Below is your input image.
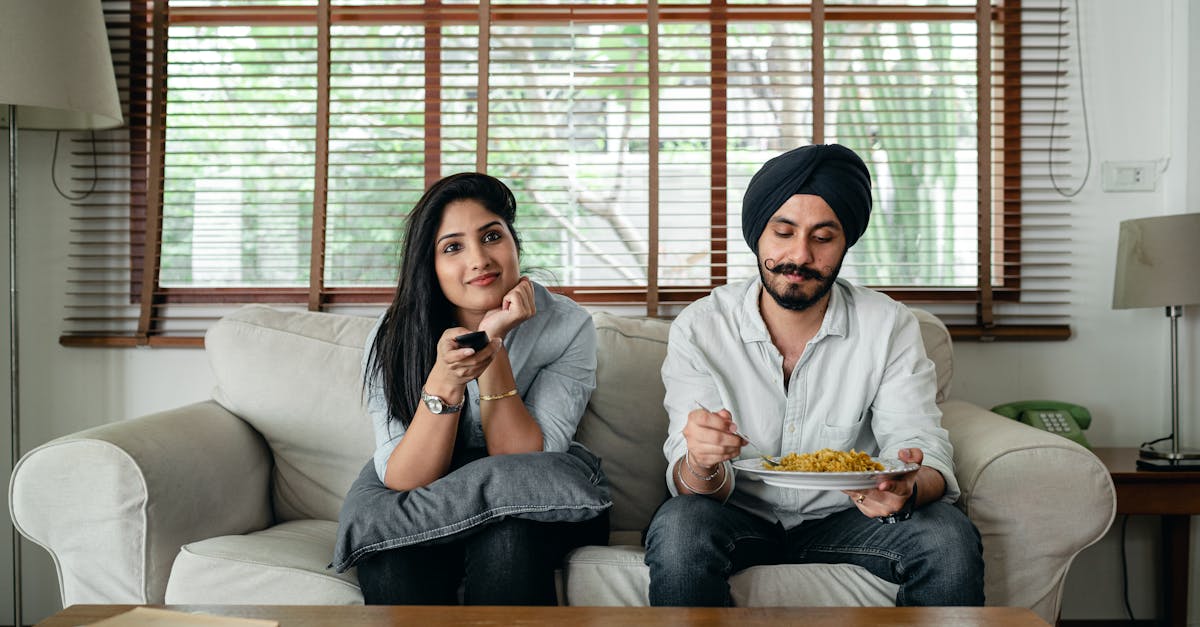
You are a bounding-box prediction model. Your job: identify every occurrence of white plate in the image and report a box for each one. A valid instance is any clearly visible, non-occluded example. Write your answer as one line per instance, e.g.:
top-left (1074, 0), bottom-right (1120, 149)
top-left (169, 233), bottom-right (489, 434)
top-left (731, 457), bottom-right (919, 490)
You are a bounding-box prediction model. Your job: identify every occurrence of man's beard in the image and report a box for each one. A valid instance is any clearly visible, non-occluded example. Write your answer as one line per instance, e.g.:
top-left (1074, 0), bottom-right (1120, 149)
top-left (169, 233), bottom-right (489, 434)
top-left (758, 256), bottom-right (843, 312)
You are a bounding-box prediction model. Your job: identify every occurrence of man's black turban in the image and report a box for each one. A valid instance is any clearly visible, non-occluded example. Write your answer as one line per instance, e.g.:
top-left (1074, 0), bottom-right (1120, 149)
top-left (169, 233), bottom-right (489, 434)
top-left (741, 144), bottom-right (873, 253)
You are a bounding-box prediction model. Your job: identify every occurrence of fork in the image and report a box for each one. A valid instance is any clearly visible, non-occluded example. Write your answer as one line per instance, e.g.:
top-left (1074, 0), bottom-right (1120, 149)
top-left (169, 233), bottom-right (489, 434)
top-left (694, 401), bottom-right (780, 467)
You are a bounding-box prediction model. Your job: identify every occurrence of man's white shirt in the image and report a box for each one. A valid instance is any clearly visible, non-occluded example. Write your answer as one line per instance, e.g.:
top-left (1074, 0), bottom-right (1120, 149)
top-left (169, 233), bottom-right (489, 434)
top-left (661, 276), bottom-right (959, 527)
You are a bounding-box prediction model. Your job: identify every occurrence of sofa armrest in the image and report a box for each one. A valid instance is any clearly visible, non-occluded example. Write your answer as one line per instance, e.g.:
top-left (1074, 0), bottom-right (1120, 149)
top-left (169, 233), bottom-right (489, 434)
top-left (9, 400), bottom-right (272, 605)
top-left (941, 399), bottom-right (1116, 623)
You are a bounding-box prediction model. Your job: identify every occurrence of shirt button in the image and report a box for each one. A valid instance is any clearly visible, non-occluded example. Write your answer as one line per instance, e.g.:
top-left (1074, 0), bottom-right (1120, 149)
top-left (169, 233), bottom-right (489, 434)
top-left (788, 425), bottom-right (796, 433)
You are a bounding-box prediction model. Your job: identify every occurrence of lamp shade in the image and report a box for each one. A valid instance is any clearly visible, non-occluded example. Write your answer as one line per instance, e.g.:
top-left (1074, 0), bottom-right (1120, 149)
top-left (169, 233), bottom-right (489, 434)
top-left (1112, 213), bottom-right (1200, 309)
top-left (0, 0), bottom-right (123, 130)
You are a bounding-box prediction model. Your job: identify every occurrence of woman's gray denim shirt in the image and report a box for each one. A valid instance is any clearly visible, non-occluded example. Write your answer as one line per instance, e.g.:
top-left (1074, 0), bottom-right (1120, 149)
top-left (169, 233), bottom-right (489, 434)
top-left (363, 280), bottom-right (598, 483)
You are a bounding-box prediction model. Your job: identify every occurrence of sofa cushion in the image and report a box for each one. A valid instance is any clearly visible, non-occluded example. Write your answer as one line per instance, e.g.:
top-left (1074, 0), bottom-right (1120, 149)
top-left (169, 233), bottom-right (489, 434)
top-left (165, 520), bottom-right (362, 604)
top-left (563, 545), bottom-right (898, 606)
top-left (576, 312), bottom-right (673, 533)
top-left (205, 306), bottom-right (377, 523)
top-left (910, 308), bottom-right (952, 404)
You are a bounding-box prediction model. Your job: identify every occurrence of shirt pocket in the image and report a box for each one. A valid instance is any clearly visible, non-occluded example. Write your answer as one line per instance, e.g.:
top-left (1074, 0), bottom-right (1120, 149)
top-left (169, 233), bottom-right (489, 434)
top-left (818, 412), bottom-right (866, 450)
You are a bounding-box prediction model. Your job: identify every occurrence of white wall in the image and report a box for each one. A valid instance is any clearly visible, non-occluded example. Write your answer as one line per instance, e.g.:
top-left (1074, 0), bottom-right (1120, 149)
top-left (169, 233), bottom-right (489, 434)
top-left (955, 0), bottom-right (1197, 621)
top-left (0, 0), bottom-right (1196, 623)
top-left (1193, 0), bottom-right (1200, 206)
top-left (0, 134), bottom-right (216, 621)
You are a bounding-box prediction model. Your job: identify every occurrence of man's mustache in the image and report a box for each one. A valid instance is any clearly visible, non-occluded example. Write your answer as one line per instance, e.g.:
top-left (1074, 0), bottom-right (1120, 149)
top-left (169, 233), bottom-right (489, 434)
top-left (763, 259), bottom-right (825, 281)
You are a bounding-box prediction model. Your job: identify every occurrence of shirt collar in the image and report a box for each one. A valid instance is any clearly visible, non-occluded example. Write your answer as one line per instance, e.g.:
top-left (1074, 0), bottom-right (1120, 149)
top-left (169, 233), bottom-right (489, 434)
top-left (738, 277), bottom-right (850, 345)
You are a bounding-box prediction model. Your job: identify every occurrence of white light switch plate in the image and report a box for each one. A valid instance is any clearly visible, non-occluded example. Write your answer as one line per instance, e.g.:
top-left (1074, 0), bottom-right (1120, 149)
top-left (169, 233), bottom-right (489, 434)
top-left (1101, 161), bottom-right (1158, 192)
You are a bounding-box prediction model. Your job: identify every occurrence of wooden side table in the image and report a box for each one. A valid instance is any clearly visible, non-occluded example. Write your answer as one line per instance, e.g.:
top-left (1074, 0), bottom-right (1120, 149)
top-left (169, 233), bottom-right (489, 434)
top-left (1093, 447), bottom-right (1200, 627)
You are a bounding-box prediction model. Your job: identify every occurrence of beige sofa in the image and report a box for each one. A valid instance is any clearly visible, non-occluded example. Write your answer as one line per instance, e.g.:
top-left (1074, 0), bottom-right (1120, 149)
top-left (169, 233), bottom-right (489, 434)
top-left (9, 305), bottom-right (1115, 621)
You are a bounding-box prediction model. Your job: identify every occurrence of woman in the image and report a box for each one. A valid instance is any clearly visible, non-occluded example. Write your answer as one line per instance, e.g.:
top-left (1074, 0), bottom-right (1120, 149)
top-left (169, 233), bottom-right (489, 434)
top-left (355, 172), bottom-right (607, 605)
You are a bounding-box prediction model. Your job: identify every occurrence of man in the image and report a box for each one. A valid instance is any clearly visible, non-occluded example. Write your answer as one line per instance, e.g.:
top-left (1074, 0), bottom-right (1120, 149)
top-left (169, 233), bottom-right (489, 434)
top-left (643, 144), bottom-right (984, 607)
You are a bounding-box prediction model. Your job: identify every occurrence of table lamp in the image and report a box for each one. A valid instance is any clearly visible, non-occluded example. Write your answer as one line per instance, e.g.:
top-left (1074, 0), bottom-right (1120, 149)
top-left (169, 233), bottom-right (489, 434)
top-left (0, 2), bottom-right (123, 625)
top-left (1112, 213), bottom-right (1200, 469)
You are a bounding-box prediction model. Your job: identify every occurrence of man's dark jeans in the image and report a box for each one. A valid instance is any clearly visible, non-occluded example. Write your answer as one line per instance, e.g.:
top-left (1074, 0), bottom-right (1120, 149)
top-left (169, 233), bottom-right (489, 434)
top-left (643, 495), bottom-right (984, 607)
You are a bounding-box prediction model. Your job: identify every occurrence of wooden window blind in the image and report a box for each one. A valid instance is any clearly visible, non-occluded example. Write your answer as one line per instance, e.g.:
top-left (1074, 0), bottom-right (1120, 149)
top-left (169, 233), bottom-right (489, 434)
top-left (63, 0), bottom-right (1079, 347)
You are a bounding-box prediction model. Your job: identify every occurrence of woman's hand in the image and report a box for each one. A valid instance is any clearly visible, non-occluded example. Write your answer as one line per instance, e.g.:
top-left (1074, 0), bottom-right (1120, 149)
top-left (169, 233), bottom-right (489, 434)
top-left (843, 447), bottom-right (923, 518)
top-left (478, 276), bottom-right (536, 341)
top-left (426, 326), bottom-right (501, 399)
top-left (682, 405), bottom-right (745, 471)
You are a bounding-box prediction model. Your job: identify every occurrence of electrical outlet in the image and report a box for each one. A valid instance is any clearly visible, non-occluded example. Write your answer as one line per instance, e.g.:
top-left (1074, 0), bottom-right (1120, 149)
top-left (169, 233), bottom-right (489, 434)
top-left (1101, 161), bottom-right (1158, 192)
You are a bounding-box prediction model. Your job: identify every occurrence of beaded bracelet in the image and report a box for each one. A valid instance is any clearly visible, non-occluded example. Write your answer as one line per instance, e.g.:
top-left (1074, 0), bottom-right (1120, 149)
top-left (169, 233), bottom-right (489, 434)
top-left (677, 456), bottom-right (728, 495)
top-left (684, 449), bottom-right (721, 481)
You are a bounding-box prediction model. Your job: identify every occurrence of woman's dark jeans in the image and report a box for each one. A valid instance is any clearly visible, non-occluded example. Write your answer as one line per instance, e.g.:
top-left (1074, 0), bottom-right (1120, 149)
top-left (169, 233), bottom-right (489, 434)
top-left (358, 511), bottom-right (609, 605)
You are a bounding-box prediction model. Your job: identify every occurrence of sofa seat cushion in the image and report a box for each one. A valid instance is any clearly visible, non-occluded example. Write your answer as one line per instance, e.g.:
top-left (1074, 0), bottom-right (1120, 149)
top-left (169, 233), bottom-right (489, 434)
top-left (564, 545), bottom-right (898, 606)
top-left (165, 520), bottom-right (362, 604)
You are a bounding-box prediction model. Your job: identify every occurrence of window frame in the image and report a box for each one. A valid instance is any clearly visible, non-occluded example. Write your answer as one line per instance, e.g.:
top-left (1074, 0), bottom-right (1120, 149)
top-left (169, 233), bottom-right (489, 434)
top-left (63, 0), bottom-right (1071, 348)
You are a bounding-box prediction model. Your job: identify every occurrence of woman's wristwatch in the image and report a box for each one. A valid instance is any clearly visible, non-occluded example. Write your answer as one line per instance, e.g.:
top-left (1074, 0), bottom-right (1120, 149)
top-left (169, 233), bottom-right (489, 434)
top-left (421, 389), bottom-right (463, 414)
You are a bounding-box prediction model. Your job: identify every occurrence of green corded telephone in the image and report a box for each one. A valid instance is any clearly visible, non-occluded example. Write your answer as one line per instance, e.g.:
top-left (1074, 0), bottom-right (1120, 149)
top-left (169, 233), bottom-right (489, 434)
top-left (991, 400), bottom-right (1092, 449)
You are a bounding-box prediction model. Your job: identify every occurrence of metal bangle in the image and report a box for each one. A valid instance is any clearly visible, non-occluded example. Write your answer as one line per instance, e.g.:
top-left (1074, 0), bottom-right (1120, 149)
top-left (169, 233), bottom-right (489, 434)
top-left (684, 449), bottom-right (720, 481)
top-left (677, 457), bottom-right (728, 495)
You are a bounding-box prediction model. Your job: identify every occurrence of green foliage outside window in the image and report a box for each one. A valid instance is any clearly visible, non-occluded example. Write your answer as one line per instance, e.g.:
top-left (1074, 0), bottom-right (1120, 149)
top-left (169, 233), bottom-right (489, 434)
top-left (160, 17), bottom-right (981, 292)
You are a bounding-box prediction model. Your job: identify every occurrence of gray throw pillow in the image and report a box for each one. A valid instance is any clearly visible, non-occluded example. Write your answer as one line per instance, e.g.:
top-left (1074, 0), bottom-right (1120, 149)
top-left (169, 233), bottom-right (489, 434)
top-left (332, 442), bottom-right (611, 572)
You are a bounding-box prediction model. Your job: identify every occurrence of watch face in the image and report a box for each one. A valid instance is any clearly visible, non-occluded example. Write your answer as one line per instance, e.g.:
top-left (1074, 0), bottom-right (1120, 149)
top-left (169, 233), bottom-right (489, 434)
top-left (421, 390), bottom-right (461, 414)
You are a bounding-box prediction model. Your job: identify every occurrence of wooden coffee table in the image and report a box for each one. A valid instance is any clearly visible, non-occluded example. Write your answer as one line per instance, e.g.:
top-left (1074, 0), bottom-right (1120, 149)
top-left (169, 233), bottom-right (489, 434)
top-left (42, 604), bottom-right (1049, 626)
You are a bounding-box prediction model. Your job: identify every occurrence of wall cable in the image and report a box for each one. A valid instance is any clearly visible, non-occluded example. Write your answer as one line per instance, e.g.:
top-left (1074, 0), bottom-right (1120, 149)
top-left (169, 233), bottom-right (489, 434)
top-left (1048, 0), bottom-right (1092, 197)
top-left (1120, 514), bottom-right (1135, 621)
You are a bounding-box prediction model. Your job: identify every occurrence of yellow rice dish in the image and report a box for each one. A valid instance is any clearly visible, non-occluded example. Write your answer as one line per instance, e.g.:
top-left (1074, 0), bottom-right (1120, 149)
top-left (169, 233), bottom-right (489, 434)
top-left (769, 448), bottom-right (884, 472)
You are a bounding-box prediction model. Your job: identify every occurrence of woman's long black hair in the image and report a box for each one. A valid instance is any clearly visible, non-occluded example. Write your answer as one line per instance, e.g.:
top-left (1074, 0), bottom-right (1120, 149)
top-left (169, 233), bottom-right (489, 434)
top-left (366, 173), bottom-right (521, 428)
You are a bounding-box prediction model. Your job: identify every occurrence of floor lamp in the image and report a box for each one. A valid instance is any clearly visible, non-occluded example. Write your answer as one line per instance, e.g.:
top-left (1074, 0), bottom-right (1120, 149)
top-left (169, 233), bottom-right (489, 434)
top-left (0, 3), bottom-right (123, 625)
top-left (1112, 213), bottom-right (1200, 469)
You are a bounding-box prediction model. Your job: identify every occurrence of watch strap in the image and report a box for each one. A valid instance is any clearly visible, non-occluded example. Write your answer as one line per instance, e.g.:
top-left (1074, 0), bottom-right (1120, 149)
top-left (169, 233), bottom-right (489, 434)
top-left (876, 482), bottom-right (919, 525)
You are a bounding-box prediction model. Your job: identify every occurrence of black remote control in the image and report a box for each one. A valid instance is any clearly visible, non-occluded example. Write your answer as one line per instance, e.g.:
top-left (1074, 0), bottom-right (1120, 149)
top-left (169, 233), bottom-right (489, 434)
top-left (454, 331), bottom-right (489, 351)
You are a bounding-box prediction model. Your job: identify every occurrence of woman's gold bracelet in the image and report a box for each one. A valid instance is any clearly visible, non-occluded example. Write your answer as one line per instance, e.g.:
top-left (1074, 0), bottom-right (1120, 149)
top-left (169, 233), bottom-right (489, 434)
top-left (479, 388), bottom-right (518, 401)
